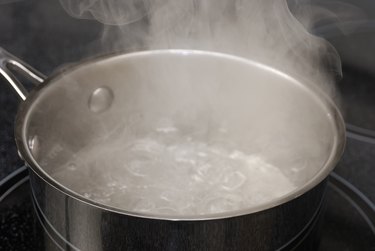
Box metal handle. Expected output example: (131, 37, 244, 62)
(0, 48, 46, 101)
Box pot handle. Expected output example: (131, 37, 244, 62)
(0, 48, 46, 101)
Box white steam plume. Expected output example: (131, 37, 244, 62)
(51, 0, 351, 212)
(59, 0, 152, 25)
(58, 0, 349, 96)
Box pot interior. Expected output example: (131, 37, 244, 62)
(21, 50, 343, 217)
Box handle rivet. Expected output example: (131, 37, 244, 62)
(88, 86, 114, 113)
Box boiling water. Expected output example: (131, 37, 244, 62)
(52, 119, 298, 216)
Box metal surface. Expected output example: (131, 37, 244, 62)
(0, 48, 46, 100)
(29, 169, 327, 251)
(0, 48, 346, 250)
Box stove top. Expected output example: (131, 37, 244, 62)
(0, 167, 374, 251)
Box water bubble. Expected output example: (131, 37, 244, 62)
(155, 118, 178, 133)
(160, 190, 180, 202)
(127, 161, 149, 177)
(133, 199, 155, 212)
(51, 123, 299, 216)
(67, 163, 77, 171)
(204, 194, 243, 213)
(131, 139, 164, 154)
(222, 171, 247, 191)
(197, 163, 212, 176)
(107, 181, 118, 187)
(88, 86, 114, 113)
(83, 192, 91, 199)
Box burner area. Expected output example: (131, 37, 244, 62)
(0, 168, 42, 250)
(0, 167, 374, 250)
(321, 173, 375, 250)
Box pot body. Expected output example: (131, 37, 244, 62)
(0, 48, 345, 250)
(30, 168, 327, 251)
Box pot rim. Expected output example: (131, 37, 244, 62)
(14, 49, 346, 221)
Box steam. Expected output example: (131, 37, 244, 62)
(59, 0, 345, 95)
(59, 0, 152, 25)
(289, 0, 367, 36)
(34, 0, 350, 214)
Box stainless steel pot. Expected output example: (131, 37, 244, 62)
(0, 47, 345, 251)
